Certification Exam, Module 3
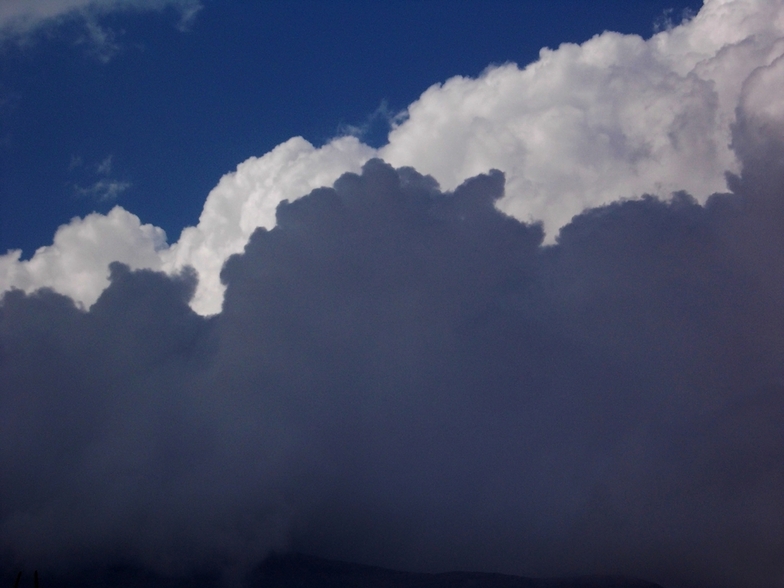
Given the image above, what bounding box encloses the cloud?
[337,100,399,144]
[0,0,202,43]
[95,155,113,176]
[159,136,376,314]
[379,0,784,235]
[2,0,783,316]
[3,2,784,586]
[71,155,132,201]
[75,14,120,62]
[74,178,131,201]
[3,112,784,587]
[0,207,165,308]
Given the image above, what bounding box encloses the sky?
[0,0,705,268]
[2,1,784,587]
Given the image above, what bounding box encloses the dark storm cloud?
[3,119,784,588]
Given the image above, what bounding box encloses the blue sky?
[1,0,701,257]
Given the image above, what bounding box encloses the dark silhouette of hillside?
[4,555,664,588]
[250,554,664,588]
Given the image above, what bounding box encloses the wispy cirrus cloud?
[75,178,131,201]
[70,154,131,202]
[0,0,201,52]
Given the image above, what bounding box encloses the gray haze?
[2,110,784,588]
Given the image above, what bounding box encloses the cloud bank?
[2,4,784,585]
[3,99,784,586]
[2,0,783,315]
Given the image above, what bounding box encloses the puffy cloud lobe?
[733,51,784,182]
[0,207,165,308]
[160,136,375,315]
[380,0,784,235]
[3,111,784,587]
[0,137,372,315]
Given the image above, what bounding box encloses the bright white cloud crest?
[2,0,784,315]
[160,137,375,314]
[0,208,166,308]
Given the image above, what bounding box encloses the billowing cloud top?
[2,0,783,315]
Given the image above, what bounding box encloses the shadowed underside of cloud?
[2,98,784,587]
[2,0,784,315]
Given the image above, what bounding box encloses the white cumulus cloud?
[380,0,784,234]
[160,136,376,314]
[2,0,784,315]
[0,207,166,308]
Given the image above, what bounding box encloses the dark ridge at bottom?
[3,554,664,588]
[250,553,664,588]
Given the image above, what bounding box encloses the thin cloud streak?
[74,178,131,201]
[0,0,201,40]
